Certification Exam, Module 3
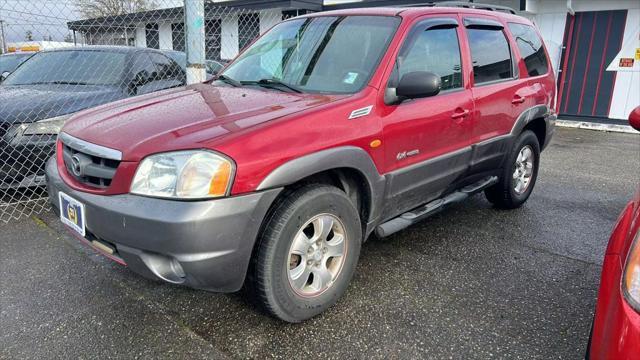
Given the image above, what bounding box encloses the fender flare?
[257,146,386,224]
[510,104,555,150]
[510,104,550,135]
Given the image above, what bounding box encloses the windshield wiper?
[242,78,303,93]
[27,81,92,86]
[215,74,241,87]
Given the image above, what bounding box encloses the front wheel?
[247,184,362,322]
[485,130,541,209]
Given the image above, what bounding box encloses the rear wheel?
[485,130,540,209]
[247,184,362,322]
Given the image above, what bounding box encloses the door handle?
[451,109,470,120]
[512,95,526,104]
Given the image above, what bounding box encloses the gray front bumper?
[46,158,281,292]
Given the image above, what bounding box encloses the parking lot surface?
[1,127,639,359]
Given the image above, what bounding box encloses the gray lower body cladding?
[46,158,282,292]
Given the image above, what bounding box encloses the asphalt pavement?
[1,127,639,359]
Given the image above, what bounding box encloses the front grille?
[60,134,121,189]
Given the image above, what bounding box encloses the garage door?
[557,10,627,118]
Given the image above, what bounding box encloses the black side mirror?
[1,71,10,82]
[396,71,442,100]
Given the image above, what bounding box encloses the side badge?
[397,149,419,161]
[348,105,373,120]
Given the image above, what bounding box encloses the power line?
[2,9,76,22]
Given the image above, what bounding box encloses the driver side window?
[390,26,463,92]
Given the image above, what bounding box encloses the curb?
[555,119,638,134]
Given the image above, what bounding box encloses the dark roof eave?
[67,0,323,30]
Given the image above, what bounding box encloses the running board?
[375,176,498,238]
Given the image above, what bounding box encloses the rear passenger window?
[393,27,463,91]
[467,28,513,84]
[507,23,549,76]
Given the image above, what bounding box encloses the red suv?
[47,6,556,322]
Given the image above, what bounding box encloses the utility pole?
[0,19,7,54]
[184,0,206,84]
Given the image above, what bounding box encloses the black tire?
[247,184,362,322]
[485,130,540,209]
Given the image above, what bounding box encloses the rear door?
[463,16,529,174]
[380,15,474,218]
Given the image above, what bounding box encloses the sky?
[1,0,365,44]
[2,0,83,43]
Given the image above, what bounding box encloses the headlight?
[623,229,640,311]
[130,150,234,199]
[23,114,72,135]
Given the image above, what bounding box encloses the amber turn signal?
[209,161,232,196]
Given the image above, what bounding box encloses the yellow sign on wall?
[635,48,640,60]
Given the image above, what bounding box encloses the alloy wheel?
[513,145,534,195]
[287,214,347,297]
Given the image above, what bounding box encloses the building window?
[467,27,513,84]
[238,13,260,51]
[508,22,548,77]
[282,9,310,20]
[172,23,184,52]
[145,23,159,49]
[205,19,221,60]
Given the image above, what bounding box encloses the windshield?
[4,50,127,86]
[222,15,400,94]
[0,53,32,74]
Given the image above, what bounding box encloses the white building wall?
[158,22,173,50]
[135,25,146,48]
[260,9,282,34]
[221,14,239,61]
[609,8,640,120]
[220,10,281,61]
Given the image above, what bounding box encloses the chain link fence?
[0,0,289,223]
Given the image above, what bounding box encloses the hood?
[62,83,346,161]
[0,84,125,124]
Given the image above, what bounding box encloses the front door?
[380,15,474,219]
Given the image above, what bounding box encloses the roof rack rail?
[404,1,517,15]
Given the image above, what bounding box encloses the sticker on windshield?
[343,72,359,84]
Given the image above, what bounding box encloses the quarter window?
[508,23,549,76]
[392,26,463,91]
[467,28,513,84]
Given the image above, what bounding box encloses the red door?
[462,15,530,144]
[378,15,474,217]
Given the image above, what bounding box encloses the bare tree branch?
[75,0,158,19]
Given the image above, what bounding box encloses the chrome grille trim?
[59,132,122,161]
